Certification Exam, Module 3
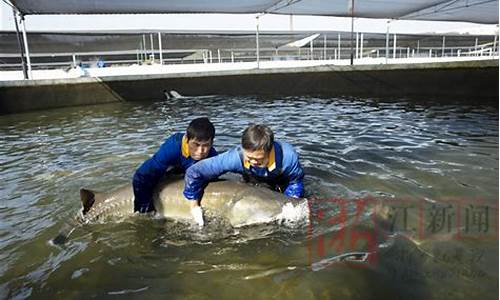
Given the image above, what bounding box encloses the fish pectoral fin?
[80,188,96,215]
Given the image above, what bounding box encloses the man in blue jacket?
[133,117,217,220]
[184,124,304,225]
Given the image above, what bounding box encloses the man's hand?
[190,201,204,227]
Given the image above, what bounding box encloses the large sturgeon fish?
[52,176,309,244]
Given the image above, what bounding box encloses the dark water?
[0,96,498,299]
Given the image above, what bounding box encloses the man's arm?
[281,144,305,198]
[184,149,242,201]
[133,135,179,212]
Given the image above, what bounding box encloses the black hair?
[241,124,274,152]
[186,117,215,141]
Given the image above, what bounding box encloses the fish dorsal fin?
[80,189,96,215]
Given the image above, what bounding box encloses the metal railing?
[1,32,498,71]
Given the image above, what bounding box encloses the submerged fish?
[52,177,309,244]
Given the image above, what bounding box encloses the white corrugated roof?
[9,0,499,24]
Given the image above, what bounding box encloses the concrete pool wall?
[0,59,498,114]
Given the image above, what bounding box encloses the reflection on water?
[0,96,498,299]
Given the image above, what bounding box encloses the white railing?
[1,33,498,75]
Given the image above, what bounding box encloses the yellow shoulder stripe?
[267,146,276,171]
[181,135,190,158]
[243,159,251,169]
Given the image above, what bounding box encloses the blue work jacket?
[184,141,304,200]
[133,133,217,212]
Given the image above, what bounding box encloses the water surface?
[0,96,498,299]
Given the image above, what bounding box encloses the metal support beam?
[349,0,355,65]
[442,36,446,57]
[20,14,32,79]
[310,40,313,60]
[139,40,143,62]
[149,33,155,62]
[158,32,163,64]
[256,16,260,68]
[142,34,147,61]
[493,34,498,56]
[12,9,28,79]
[338,33,341,60]
[474,37,478,56]
[323,35,327,60]
[393,34,397,59]
[385,21,390,63]
[360,33,364,58]
[355,32,359,59]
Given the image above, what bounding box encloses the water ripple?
[0,96,497,298]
